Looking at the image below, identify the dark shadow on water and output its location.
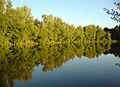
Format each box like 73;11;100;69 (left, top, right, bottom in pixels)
104;43;120;58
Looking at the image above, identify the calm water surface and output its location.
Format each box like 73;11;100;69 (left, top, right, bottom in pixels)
14;55;120;87
1;43;120;87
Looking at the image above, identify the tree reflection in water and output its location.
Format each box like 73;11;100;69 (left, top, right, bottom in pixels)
0;42;120;87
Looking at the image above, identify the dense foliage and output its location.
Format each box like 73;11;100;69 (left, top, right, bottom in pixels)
0;0;112;48
104;25;120;41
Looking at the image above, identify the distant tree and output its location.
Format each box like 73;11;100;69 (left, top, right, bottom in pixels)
104;25;120;41
75;26;84;42
104;2;120;23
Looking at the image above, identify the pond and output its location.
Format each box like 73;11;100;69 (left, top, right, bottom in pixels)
0;43;120;87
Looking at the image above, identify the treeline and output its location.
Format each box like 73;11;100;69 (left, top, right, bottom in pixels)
0;0;112;48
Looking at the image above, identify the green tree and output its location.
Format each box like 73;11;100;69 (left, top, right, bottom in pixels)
84;25;97;41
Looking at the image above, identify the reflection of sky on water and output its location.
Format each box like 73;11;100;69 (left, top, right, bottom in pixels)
15;54;120;87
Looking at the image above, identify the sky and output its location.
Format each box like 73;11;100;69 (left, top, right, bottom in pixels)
11;0;119;28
